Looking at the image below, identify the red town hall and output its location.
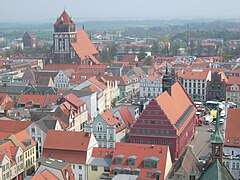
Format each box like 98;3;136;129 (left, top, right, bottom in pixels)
130;82;196;161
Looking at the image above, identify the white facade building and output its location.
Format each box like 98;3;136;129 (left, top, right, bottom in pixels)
180;69;211;102
54;70;70;89
140;75;162;98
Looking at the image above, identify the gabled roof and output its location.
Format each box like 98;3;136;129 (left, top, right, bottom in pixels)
227;76;240;86
63;93;85;108
55;10;75;26
71;29;99;63
0;120;32;133
12;130;36;151
156;82;196;135
43;130;92;152
35;114;58;133
32;169;59;180
110;143;171;180
199;160;234;180
18;94;59;108
0;141;19;165
178;69;210;80
88;77;107;90
101;110;121;126
118;106;135;126
168;146;199;179
224;108;240;147
36;157;75;180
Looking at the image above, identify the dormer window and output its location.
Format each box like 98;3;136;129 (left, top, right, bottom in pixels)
122;168;131;174
132;168;140;175
128;155;137;166
115;154;124;165
144;156;159;169
113;167;121;175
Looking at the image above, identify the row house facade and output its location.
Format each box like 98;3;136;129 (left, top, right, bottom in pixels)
223;108;240;179
9;131;36;177
62;93;88;131
130;82;196;161
87;147;113;180
226;76;240;105
85;110;126;148
140;74;162;98
0;141;24;180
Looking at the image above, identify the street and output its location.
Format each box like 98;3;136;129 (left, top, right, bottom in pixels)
190;124;214;159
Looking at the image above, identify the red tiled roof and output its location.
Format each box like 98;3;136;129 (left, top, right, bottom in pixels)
110;142;170;180
51;115;68;129
0;120;31;133
78;64;108;71
85;84;101;92
122;55;137;62
88;77;107;90
71;29;99;64
156;82;196;135
101;110;121;126
227;76;240;86
224;108;240;147
91;147;114;159
229;69;240;74
32;169;59;180
0;141;19;165
55;10;75;26
18;94;45;108
63;93;85;108
118;106;135;126
44;64;78;72
13;130;36;151
0;132;11;140
44;130;92;151
18;94;60;108
178;70;210;80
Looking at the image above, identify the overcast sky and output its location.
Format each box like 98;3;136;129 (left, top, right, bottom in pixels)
1;0;240;23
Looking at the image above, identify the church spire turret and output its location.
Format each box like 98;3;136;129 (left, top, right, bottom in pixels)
211;107;224;164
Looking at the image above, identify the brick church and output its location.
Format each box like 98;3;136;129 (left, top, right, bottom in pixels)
48;10;100;65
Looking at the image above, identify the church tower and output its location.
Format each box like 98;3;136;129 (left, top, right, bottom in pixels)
162;64;172;95
211;108;224;164
52;10;77;64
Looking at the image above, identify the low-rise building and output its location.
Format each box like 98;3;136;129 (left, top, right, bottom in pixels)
110;142;172;180
9;130;36;177
0;140;24;180
87;147;113;180
140;74;162;98
35;157;75;180
85;110;126;148
43;130;98;180
223;108;240;179
178;69;211;102
226;76;240;105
